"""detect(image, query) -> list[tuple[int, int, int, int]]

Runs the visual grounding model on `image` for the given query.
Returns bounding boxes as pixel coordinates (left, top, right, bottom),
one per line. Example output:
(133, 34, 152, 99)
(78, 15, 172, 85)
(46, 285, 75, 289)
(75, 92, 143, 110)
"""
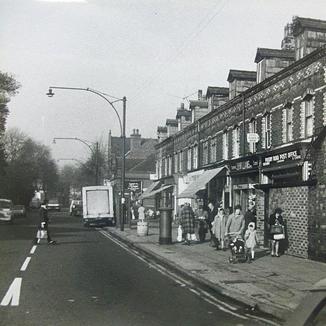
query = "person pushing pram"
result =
(224, 205, 246, 263)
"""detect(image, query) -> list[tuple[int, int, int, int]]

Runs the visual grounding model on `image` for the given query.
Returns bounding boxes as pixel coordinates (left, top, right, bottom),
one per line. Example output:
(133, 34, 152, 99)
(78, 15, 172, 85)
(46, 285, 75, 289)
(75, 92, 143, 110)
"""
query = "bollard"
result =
(159, 207, 173, 245)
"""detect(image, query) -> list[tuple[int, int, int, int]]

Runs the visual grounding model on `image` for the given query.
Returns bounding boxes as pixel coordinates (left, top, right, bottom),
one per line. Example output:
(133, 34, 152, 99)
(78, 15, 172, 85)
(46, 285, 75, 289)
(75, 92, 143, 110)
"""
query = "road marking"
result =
(30, 246, 37, 254)
(99, 230, 250, 321)
(20, 257, 31, 272)
(0, 278, 22, 306)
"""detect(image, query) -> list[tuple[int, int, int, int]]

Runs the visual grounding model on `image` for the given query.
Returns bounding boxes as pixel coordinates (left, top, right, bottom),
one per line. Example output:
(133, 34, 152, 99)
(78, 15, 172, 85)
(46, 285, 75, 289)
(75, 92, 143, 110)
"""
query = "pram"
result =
(226, 232, 248, 263)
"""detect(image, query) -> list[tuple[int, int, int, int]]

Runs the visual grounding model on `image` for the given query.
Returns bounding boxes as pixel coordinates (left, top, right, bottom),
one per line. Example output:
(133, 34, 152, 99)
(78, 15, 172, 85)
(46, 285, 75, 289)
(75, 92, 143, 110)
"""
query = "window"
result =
(192, 145, 198, 169)
(249, 119, 257, 153)
(187, 148, 192, 171)
(286, 106, 293, 142)
(232, 126, 240, 158)
(202, 141, 209, 165)
(210, 138, 217, 162)
(174, 153, 178, 173)
(178, 151, 183, 173)
(168, 156, 172, 176)
(304, 97, 313, 137)
(223, 131, 228, 160)
(262, 113, 271, 149)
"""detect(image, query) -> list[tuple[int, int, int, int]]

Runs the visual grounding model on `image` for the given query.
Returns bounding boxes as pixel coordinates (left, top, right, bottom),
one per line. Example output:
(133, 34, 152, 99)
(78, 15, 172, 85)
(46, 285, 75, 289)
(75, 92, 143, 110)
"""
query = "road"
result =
(0, 210, 275, 326)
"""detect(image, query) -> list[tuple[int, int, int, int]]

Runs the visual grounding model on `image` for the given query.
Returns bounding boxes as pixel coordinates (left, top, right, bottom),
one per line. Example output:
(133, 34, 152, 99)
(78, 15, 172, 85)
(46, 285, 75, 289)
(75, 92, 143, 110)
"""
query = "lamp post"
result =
(53, 137, 99, 185)
(47, 86, 126, 231)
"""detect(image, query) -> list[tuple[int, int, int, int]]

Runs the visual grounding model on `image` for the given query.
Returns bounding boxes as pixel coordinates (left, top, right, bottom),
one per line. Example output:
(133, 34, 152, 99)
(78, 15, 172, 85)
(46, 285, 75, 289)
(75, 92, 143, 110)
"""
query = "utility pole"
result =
(120, 96, 126, 231)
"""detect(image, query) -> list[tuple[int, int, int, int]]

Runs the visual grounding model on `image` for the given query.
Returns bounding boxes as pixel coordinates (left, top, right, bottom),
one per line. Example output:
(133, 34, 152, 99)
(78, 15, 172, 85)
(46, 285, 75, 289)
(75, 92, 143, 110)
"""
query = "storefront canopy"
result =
(178, 167, 225, 199)
(138, 181, 161, 200)
(140, 184, 173, 199)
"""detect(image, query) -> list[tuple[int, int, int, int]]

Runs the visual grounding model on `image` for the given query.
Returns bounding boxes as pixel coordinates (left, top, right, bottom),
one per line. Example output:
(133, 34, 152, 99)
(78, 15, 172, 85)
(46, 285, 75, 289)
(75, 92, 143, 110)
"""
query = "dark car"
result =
(12, 205, 26, 217)
(47, 199, 61, 211)
(284, 278, 326, 326)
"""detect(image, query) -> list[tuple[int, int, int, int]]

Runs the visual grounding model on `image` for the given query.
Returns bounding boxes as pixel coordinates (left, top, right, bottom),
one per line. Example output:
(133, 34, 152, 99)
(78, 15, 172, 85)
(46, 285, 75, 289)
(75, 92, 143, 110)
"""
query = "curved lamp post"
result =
(53, 137, 99, 185)
(47, 86, 126, 231)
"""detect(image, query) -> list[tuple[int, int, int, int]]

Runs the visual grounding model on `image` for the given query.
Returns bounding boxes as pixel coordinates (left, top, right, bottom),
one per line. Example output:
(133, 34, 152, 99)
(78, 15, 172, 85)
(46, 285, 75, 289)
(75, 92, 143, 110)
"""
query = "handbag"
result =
(270, 225, 283, 234)
(273, 233, 285, 240)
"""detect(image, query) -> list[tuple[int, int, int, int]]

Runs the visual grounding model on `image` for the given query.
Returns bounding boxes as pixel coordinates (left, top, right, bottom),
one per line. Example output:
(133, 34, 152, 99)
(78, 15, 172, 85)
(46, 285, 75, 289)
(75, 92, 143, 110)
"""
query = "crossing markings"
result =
(20, 257, 31, 272)
(30, 245, 37, 254)
(0, 278, 22, 306)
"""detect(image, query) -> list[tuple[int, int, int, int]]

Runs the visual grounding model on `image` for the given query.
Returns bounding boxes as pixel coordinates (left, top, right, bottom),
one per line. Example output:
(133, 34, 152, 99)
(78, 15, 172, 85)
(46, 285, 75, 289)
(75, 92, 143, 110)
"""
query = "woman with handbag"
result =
(269, 207, 285, 257)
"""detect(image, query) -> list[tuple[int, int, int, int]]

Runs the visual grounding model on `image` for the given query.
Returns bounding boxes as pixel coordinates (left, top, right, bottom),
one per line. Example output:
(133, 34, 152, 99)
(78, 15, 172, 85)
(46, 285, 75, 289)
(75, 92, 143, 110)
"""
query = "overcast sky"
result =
(1, 0, 326, 163)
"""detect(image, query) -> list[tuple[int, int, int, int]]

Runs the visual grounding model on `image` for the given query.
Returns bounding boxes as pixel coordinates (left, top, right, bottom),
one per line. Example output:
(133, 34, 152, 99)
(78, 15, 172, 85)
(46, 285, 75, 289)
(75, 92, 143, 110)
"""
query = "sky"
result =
(1, 0, 326, 163)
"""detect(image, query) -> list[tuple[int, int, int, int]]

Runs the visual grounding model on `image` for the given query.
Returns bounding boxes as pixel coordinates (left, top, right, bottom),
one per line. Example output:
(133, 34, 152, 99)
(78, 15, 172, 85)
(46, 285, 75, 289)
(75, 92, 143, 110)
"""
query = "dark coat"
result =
(181, 205, 195, 234)
(244, 209, 256, 230)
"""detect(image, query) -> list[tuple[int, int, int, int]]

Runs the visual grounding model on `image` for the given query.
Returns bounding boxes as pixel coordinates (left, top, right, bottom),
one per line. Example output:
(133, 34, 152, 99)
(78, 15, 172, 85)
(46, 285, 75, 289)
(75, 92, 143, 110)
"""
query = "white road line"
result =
(30, 245, 37, 254)
(20, 257, 31, 272)
(0, 278, 22, 306)
(99, 230, 250, 320)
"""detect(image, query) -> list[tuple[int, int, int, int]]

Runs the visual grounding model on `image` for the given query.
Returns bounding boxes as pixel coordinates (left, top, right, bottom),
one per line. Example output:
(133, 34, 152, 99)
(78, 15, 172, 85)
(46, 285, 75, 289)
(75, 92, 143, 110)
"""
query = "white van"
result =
(0, 199, 13, 223)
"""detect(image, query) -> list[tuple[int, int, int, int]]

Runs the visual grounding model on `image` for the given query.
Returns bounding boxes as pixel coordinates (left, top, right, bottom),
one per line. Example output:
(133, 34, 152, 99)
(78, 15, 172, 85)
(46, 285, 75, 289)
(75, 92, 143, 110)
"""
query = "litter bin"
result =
(159, 207, 173, 245)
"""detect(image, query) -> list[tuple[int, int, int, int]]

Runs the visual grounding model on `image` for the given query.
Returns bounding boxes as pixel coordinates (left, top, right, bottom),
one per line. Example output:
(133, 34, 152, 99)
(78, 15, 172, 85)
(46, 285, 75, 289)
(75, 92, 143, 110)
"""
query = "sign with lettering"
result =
(125, 181, 142, 193)
(247, 133, 260, 143)
(230, 158, 258, 171)
(263, 150, 301, 166)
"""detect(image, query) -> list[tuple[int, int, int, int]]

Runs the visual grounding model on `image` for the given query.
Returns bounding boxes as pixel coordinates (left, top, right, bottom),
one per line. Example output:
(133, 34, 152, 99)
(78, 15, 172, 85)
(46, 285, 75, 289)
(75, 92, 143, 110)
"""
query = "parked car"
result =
(0, 199, 13, 223)
(47, 199, 61, 211)
(69, 200, 83, 216)
(12, 205, 26, 217)
(284, 278, 326, 326)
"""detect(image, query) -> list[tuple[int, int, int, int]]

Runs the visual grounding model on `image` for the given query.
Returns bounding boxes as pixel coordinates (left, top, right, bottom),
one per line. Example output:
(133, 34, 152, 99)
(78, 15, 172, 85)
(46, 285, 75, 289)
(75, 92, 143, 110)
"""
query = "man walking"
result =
(33, 200, 56, 245)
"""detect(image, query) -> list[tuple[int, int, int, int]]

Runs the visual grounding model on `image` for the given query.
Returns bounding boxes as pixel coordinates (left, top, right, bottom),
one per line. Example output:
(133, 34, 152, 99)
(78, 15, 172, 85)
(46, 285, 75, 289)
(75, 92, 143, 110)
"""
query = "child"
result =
(244, 222, 259, 261)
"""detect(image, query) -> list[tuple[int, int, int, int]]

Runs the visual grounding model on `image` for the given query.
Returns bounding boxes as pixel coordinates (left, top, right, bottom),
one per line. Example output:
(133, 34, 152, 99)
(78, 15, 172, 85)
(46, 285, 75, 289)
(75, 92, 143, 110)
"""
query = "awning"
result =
(141, 184, 173, 199)
(138, 181, 161, 200)
(178, 167, 225, 199)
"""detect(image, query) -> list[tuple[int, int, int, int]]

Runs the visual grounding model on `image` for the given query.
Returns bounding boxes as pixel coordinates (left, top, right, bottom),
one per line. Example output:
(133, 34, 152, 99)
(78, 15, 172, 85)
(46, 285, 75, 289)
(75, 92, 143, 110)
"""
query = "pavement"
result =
(105, 219, 326, 322)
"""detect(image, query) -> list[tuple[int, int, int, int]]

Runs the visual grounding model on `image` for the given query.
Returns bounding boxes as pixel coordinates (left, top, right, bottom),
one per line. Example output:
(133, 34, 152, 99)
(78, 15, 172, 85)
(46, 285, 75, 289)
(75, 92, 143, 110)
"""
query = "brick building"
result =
(153, 16, 326, 261)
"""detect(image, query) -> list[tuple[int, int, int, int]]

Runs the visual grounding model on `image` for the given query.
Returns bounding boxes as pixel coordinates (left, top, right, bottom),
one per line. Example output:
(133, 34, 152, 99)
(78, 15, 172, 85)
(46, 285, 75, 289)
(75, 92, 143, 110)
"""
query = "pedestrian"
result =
(211, 208, 227, 250)
(244, 200, 256, 231)
(244, 222, 259, 261)
(196, 205, 208, 242)
(207, 202, 218, 247)
(269, 207, 285, 257)
(138, 202, 146, 221)
(180, 203, 195, 245)
(33, 200, 56, 245)
(225, 204, 245, 242)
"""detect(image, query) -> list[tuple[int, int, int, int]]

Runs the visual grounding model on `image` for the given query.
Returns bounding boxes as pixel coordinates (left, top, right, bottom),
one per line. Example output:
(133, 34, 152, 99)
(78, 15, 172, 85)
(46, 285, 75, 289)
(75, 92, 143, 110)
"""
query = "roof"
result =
(176, 109, 191, 118)
(293, 16, 326, 36)
(227, 70, 256, 82)
(189, 100, 208, 109)
(127, 153, 156, 173)
(157, 126, 167, 132)
(206, 86, 229, 98)
(166, 119, 178, 126)
(254, 48, 295, 63)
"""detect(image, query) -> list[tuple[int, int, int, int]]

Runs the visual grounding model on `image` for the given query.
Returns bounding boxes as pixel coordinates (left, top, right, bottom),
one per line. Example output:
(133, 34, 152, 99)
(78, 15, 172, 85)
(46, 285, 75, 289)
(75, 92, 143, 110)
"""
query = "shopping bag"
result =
(177, 225, 183, 242)
(273, 233, 285, 240)
(270, 225, 283, 234)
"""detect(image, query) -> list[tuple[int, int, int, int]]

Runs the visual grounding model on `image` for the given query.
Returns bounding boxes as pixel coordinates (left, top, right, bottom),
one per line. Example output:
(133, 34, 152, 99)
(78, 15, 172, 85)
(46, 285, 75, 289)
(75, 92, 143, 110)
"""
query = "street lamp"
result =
(47, 86, 127, 231)
(53, 137, 99, 185)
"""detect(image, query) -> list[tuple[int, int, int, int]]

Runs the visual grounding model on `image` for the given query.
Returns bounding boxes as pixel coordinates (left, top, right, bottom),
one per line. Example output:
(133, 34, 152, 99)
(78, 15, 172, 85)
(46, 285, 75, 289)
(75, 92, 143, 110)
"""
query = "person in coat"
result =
(269, 207, 284, 257)
(225, 204, 245, 242)
(207, 202, 218, 247)
(180, 203, 195, 245)
(211, 208, 227, 250)
(244, 222, 259, 261)
(244, 200, 256, 231)
(196, 205, 208, 242)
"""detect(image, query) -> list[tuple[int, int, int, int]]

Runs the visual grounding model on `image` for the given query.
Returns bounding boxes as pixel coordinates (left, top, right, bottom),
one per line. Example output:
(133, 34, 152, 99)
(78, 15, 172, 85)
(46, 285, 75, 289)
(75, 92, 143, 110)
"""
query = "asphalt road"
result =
(0, 210, 270, 326)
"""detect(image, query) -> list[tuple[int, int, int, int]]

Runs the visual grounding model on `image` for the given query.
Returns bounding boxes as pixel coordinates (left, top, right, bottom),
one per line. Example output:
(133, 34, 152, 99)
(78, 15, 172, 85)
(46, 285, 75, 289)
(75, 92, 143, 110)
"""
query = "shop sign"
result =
(125, 181, 142, 193)
(233, 184, 249, 190)
(247, 133, 260, 143)
(263, 150, 301, 166)
(230, 158, 258, 171)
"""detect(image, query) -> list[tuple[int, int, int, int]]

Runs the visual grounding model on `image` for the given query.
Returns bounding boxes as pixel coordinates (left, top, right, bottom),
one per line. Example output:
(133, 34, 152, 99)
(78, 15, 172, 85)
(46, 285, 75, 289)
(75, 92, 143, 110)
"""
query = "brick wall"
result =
(269, 187, 309, 258)
(255, 189, 265, 245)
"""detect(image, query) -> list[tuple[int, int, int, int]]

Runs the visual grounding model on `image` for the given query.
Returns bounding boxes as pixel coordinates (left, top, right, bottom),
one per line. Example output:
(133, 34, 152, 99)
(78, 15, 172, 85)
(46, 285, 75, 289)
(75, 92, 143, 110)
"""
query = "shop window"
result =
(192, 145, 198, 169)
(187, 148, 192, 171)
(223, 130, 228, 160)
(232, 126, 240, 158)
(249, 119, 257, 153)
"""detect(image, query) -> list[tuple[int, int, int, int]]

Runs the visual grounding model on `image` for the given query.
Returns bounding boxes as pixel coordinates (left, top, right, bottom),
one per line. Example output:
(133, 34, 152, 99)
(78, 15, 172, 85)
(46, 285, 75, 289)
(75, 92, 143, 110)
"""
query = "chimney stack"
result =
(198, 89, 203, 100)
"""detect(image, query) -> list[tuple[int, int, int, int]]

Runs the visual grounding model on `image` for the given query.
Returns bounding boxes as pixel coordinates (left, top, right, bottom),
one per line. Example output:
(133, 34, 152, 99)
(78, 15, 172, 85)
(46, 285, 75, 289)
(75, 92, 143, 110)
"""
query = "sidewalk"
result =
(105, 219, 326, 321)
